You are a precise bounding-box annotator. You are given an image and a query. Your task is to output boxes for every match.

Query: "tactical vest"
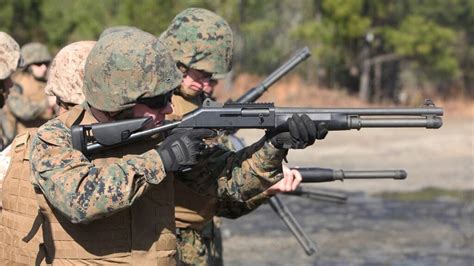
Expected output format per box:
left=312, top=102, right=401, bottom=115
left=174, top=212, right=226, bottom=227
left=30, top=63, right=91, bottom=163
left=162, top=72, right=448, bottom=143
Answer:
left=167, top=93, right=218, bottom=231
left=9, top=72, right=52, bottom=135
left=0, top=105, right=176, bottom=265
left=0, top=130, right=46, bottom=265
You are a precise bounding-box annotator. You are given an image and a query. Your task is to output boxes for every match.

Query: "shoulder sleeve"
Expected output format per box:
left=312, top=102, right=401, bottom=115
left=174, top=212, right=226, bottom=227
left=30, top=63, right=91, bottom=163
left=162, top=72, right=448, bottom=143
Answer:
left=215, top=139, right=286, bottom=218
left=176, top=137, right=286, bottom=219
left=30, top=118, right=167, bottom=224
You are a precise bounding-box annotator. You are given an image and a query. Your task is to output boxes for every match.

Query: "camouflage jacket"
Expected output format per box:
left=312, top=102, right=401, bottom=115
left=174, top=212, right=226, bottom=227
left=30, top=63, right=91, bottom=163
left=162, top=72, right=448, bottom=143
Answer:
left=30, top=105, right=286, bottom=224
left=2, top=73, right=52, bottom=146
left=8, top=72, right=51, bottom=121
left=6, top=84, right=49, bottom=121
left=170, top=93, right=279, bottom=219
left=29, top=107, right=168, bottom=223
left=171, top=93, right=280, bottom=266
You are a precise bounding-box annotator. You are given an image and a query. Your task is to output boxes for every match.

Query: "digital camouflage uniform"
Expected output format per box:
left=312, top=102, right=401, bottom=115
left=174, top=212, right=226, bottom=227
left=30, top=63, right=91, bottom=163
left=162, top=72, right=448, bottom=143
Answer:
left=0, top=31, right=20, bottom=150
left=1, top=31, right=182, bottom=264
left=2, top=42, right=53, bottom=147
left=161, top=8, right=273, bottom=265
left=169, top=89, right=275, bottom=266
left=0, top=40, right=106, bottom=264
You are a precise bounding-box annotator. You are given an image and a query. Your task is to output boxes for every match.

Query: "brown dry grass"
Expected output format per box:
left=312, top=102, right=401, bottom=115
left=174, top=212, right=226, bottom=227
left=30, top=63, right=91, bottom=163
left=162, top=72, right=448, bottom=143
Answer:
left=213, top=73, right=474, bottom=118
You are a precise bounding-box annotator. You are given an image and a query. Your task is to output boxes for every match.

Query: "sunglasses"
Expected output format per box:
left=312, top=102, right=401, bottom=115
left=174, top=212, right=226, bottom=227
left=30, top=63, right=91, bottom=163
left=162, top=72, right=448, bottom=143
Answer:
left=32, top=62, right=50, bottom=67
left=187, top=68, right=217, bottom=82
left=136, top=91, right=173, bottom=109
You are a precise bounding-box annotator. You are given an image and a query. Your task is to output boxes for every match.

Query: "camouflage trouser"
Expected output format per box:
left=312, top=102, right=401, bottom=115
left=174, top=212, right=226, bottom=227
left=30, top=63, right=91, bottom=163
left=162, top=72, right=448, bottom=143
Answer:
left=177, top=217, right=223, bottom=266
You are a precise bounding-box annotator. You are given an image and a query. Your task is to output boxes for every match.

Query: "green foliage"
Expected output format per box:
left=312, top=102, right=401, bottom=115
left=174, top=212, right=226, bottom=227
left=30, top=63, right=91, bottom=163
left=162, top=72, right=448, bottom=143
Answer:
left=322, top=0, right=371, bottom=39
left=0, top=0, right=471, bottom=99
left=114, top=0, right=175, bottom=35
left=0, top=2, right=14, bottom=32
left=385, top=15, right=460, bottom=79
left=40, top=0, right=111, bottom=48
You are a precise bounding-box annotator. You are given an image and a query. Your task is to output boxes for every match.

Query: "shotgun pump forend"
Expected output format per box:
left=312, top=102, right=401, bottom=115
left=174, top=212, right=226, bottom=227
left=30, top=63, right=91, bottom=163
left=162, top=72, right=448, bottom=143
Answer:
left=72, top=99, right=443, bottom=154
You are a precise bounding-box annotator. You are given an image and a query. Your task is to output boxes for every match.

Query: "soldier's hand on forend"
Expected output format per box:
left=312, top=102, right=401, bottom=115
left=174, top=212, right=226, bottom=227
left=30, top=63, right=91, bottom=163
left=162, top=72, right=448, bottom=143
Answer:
left=157, top=128, right=216, bottom=172
left=268, top=114, right=328, bottom=149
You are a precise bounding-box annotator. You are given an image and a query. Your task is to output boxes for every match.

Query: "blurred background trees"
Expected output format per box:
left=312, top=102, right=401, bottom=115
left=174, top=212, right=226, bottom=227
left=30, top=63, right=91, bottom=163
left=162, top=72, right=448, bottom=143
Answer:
left=1, top=0, right=472, bottom=103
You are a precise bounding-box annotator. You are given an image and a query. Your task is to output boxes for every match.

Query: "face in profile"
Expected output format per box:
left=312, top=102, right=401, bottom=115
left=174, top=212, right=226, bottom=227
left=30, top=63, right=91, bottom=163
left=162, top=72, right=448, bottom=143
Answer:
left=180, top=68, right=217, bottom=97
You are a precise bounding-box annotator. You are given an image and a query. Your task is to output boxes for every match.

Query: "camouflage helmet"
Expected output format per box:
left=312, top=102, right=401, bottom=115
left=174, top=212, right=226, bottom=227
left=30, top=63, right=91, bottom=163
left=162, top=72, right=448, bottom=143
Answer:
left=99, top=26, right=141, bottom=39
left=45, top=41, right=96, bottom=105
left=0, top=32, right=20, bottom=79
left=83, top=30, right=182, bottom=112
left=159, top=8, right=233, bottom=77
left=21, top=42, right=52, bottom=67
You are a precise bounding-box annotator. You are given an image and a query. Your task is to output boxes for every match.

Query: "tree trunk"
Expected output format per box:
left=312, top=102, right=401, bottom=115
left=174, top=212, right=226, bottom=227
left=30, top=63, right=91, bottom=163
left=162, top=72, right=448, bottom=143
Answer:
left=358, top=44, right=371, bottom=101
left=374, top=61, right=382, bottom=102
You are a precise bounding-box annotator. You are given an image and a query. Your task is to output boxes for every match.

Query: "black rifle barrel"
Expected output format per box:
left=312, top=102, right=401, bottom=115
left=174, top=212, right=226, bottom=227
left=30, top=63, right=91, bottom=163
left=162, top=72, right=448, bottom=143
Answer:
left=235, top=47, right=311, bottom=103
left=295, top=168, right=407, bottom=183
left=269, top=195, right=317, bottom=255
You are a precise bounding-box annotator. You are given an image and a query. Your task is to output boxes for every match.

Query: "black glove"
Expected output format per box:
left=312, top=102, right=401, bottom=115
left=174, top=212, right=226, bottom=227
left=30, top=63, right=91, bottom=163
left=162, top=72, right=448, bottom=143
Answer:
left=268, top=114, right=328, bottom=149
left=157, top=128, right=216, bottom=172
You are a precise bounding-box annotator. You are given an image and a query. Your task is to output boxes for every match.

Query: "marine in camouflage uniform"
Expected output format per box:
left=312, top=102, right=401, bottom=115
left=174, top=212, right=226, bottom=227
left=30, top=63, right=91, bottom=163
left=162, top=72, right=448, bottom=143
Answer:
left=15, top=29, right=298, bottom=264
left=20, top=31, right=183, bottom=264
left=0, top=41, right=96, bottom=263
left=161, top=8, right=317, bottom=265
left=1, top=42, right=54, bottom=147
left=160, top=9, right=231, bottom=264
left=0, top=32, right=20, bottom=151
left=0, top=32, right=20, bottom=208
